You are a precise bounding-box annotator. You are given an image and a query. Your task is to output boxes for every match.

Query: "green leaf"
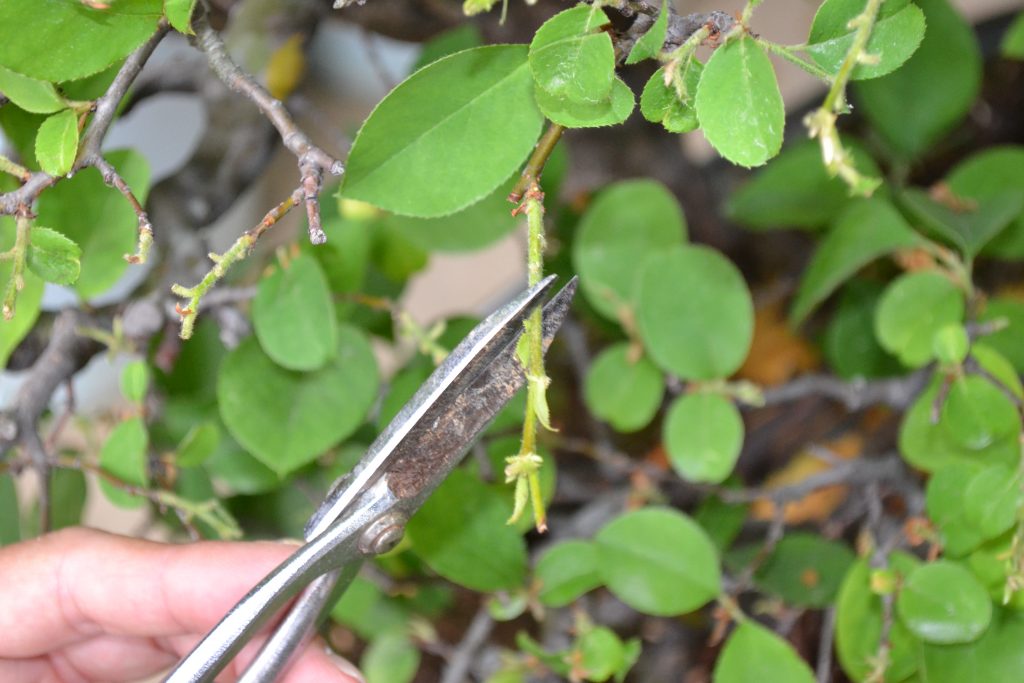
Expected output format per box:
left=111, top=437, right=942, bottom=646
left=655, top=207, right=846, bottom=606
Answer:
left=919, top=608, right=1024, bottom=681
left=727, top=139, right=881, bottom=231
left=49, top=469, right=87, bottom=531
left=897, top=560, right=992, bottom=644
left=577, top=627, right=628, bottom=682
left=120, top=359, right=150, bottom=403
left=383, top=179, right=518, bottom=252
left=176, top=421, right=219, bottom=467
left=0, top=0, right=163, bottom=82
left=535, top=540, right=602, bottom=607
left=584, top=343, right=664, bottom=433
left=791, top=198, right=921, bottom=325
left=664, top=393, right=744, bottom=484
left=35, top=109, right=79, bottom=176
left=926, top=463, right=986, bottom=557
left=407, top=469, right=527, bottom=591
left=695, top=35, right=784, bottom=168
left=252, top=254, right=337, bottom=371
left=752, top=533, right=855, bottom=608
left=595, top=507, right=720, bottom=616
left=694, top=492, right=748, bottom=553
left=217, top=327, right=378, bottom=476
left=26, top=226, right=81, bottom=285
left=639, top=62, right=701, bottom=134
left=626, top=0, right=668, bottom=64
left=875, top=272, right=965, bottom=367
left=99, top=417, right=149, bottom=509
left=899, top=188, right=1024, bottom=258
left=637, top=245, right=753, bottom=379
left=363, top=632, right=420, bottom=683
left=963, top=465, right=1021, bottom=541
left=900, top=384, right=1019, bottom=475
left=165, top=0, right=198, bottom=34
left=573, top=179, right=686, bottom=321
left=978, top=297, right=1024, bottom=373
left=932, top=324, right=969, bottom=366
left=823, top=279, right=903, bottom=379
left=413, top=25, right=483, bottom=71
left=529, top=5, right=614, bottom=104
left=854, top=0, right=982, bottom=160
left=945, top=146, right=1024, bottom=259
left=36, top=149, right=150, bottom=299
left=940, top=376, right=1020, bottom=451
left=339, top=45, right=543, bottom=217
left=713, top=621, right=815, bottom=683
left=0, top=65, right=66, bottom=113
left=1002, top=12, right=1024, bottom=58
left=971, top=343, right=1024, bottom=399
left=533, top=76, right=634, bottom=129
left=206, top=444, right=280, bottom=496
left=0, top=251, right=42, bottom=369
left=806, top=0, right=925, bottom=80
left=0, top=473, right=19, bottom=546
left=835, top=554, right=921, bottom=682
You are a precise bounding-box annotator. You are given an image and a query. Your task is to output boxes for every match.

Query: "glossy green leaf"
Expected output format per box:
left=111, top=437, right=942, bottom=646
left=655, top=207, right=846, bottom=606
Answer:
left=835, top=554, right=921, bottom=682
left=35, top=109, right=78, bottom=176
left=901, top=384, right=1018, bottom=475
left=595, top=507, right=720, bottom=615
left=1002, top=12, right=1024, bottom=58
left=919, top=608, right=1024, bottom=681
left=945, top=146, right=1024, bottom=259
left=899, top=188, right=1024, bottom=258
left=36, top=149, right=150, bottom=299
left=413, top=25, right=483, bottom=71
left=727, top=140, right=881, bottom=231
left=252, top=254, right=337, bottom=371
left=383, top=180, right=517, bottom=252
left=854, top=0, right=981, bottom=160
left=940, top=376, right=1020, bottom=451
left=823, top=279, right=903, bottom=379
left=753, top=533, right=855, bottom=608
left=897, top=560, right=992, bottom=644
left=165, top=0, right=198, bottom=34
left=0, top=0, right=162, bottom=81
left=0, top=473, right=19, bottom=546
left=529, top=5, right=614, bottom=104
left=791, top=198, right=921, bottom=325
left=713, top=621, right=815, bottom=683
left=119, top=359, right=149, bottom=403
left=664, top=393, right=744, bottom=484
left=407, top=469, right=526, bottom=591
left=363, top=631, right=420, bottom=683
left=637, top=245, right=753, bottom=379
left=339, top=45, right=543, bottom=217
left=806, top=0, right=925, bottom=80
left=217, top=327, right=378, bottom=476
left=875, top=272, right=964, bottom=367
left=26, top=226, right=81, bottom=285
left=584, top=343, right=664, bottom=433
left=695, top=35, right=784, bottom=168
left=99, top=417, right=149, bottom=509
left=932, top=324, right=969, bottom=366
left=535, top=540, right=602, bottom=607
left=533, top=76, right=634, bottom=129
left=927, top=463, right=986, bottom=557
left=573, top=179, right=686, bottom=321
left=176, top=421, right=219, bottom=467
left=639, top=62, right=701, bottom=134
left=963, top=465, right=1021, bottom=541
left=0, top=65, right=65, bottom=113
left=626, top=0, right=668, bottom=64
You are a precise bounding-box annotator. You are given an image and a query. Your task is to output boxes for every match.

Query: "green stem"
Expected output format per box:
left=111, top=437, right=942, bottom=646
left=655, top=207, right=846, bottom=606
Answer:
left=0, top=154, right=31, bottom=181
left=3, top=215, right=30, bottom=320
left=822, top=0, right=883, bottom=112
left=509, top=123, right=565, bottom=203
left=758, top=40, right=833, bottom=82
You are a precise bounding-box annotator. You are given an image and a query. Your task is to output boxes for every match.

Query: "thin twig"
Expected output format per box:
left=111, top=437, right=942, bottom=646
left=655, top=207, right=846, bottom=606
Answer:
left=92, top=156, right=153, bottom=264
left=760, top=370, right=928, bottom=411
left=816, top=606, right=836, bottom=683
left=718, top=455, right=906, bottom=505
left=508, top=123, right=565, bottom=203
left=193, top=12, right=342, bottom=245
left=439, top=604, right=495, bottom=683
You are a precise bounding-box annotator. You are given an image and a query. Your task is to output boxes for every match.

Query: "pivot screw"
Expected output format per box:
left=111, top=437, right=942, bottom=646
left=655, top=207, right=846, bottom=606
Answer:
left=358, top=512, right=407, bottom=556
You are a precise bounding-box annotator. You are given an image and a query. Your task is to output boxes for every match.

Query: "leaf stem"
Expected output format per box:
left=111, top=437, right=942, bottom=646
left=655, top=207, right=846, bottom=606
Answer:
left=757, top=39, right=833, bottom=82
left=508, top=123, right=565, bottom=204
left=0, top=154, right=31, bottom=182
left=3, top=214, right=31, bottom=320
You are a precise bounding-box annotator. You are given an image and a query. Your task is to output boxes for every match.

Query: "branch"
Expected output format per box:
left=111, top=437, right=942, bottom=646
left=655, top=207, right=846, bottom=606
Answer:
left=608, top=2, right=737, bottom=55
left=718, top=454, right=906, bottom=505
left=193, top=12, right=343, bottom=245
left=439, top=604, right=495, bottom=683
left=759, top=370, right=929, bottom=411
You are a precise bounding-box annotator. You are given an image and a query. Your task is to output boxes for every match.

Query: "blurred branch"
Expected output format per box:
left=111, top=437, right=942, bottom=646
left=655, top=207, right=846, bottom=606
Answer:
left=760, top=370, right=929, bottom=410
left=440, top=604, right=495, bottom=683
left=193, top=12, right=343, bottom=245
left=718, top=454, right=907, bottom=505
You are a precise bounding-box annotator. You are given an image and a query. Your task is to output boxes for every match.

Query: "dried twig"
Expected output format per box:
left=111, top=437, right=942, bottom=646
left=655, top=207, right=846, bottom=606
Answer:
left=760, top=370, right=928, bottom=411
left=439, top=604, right=495, bottom=683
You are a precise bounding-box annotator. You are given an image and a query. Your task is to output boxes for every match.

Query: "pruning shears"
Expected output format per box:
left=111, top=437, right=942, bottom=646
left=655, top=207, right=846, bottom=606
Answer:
left=165, top=274, right=578, bottom=683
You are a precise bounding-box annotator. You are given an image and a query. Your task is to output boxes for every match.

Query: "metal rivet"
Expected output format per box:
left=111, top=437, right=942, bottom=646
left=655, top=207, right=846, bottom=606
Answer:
left=358, top=512, right=407, bottom=556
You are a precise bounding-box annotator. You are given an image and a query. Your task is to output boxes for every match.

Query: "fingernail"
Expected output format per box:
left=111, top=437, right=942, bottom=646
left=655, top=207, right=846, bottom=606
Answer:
left=275, top=537, right=304, bottom=547
left=325, top=649, right=365, bottom=683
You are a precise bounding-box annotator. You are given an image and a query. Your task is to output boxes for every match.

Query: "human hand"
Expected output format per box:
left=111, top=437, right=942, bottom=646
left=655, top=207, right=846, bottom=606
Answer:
left=0, top=527, right=363, bottom=683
